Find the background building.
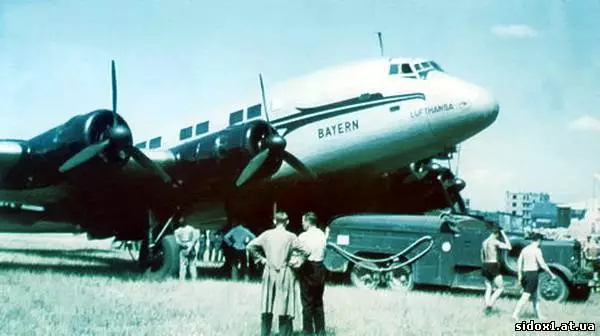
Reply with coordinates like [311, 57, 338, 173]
[505, 191, 550, 226]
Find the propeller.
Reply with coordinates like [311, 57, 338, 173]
[234, 74, 316, 187]
[58, 60, 174, 185]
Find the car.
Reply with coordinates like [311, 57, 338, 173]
[322, 213, 594, 302]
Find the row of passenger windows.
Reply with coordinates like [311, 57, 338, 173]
[134, 104, 263, 149]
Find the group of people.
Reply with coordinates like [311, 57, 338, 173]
[173, 211, 329, 335]
[173, 223, 232, 281]
[246, 211, 328, 336]
[480, 224, 557, 320]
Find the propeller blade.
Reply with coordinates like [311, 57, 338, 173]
[259, 73, 269, 123]
[127, 147, 173, 184]
[58, 139, 110, 173]
[281, 151, 317, 179]
[456, 195, 467, 214]
[111, 60, 118, 127]
[236, 148, 271, 187]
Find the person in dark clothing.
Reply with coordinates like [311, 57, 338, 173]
[297, 212, 327, 335]
[208, 230, 224, 263]
[224, 223, 256, 280]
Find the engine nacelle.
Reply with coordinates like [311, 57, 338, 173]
[191, 119, 284, 185]
[1, 110, 133, 189]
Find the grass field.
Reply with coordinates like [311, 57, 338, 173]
[0, 233, 598, 336]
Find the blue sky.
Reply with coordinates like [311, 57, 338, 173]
[1, 0, 599, 210]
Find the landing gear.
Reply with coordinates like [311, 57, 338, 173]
[138, 210, 182, 280]
[407, 158, 467, 214]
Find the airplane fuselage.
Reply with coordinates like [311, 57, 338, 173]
[0, 57, 499, 228]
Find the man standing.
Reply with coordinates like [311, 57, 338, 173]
[197, 230, 207, 263]
[246, 211, 310, 336]
[512, 233, 557, 321]
[297, 212, 328, 335]
[480, 224, 512, 314]
[224, 222, 256, 280]
[208, 230, 224, 263]
[174, 221, 201, 281]
[583, 235, 599, 292]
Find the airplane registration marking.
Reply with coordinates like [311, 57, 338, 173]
[410, 103, 455, 119]
[318, 120, 359, 139]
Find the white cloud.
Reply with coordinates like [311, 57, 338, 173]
[568, 115, 600, 132]
[491, 24, 539, 38]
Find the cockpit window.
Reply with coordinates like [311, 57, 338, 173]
[430, 61, 443, 71]
[390, 60, 442, 79]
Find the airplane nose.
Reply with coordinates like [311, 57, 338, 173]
[469, 86, 499, 125]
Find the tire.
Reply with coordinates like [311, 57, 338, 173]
[350, 261, 380, 290]
[387, 265, 414, 292]
[143, 234, 180, 280]
[538, 272, 569, 302]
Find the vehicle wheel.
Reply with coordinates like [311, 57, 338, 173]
[388, 265, 414, 291]
[350, 261, 380, 290]
[538, 272, 569, 302]
[143, 234, 180, 280]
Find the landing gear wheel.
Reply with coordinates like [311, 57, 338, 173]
[350, 261, 380, 290]
[141, 234, 180, 280]
[387, 265, 414, 291]
[538, 273, 569, 302]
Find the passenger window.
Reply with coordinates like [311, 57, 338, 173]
[401, 63, 412, 74]
[389, 64, 399, 75]
[195, 121, 209, 135]
[149, 137, 162, 149]
[135, 141, 147, 149]
[389, 106, 400, 112]
[229, 110, 243, 126]
[179, 126, 193, 140]
[247, 104, 262, 119]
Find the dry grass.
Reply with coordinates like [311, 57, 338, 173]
[0, 233, 598, 336]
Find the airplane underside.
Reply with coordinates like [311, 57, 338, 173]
[228, 162, 465, 235]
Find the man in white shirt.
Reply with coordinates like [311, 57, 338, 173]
[174, 220, 201, 281]
[297, 212, 327, 335]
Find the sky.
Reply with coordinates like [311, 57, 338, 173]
[1, 0, 599, 211]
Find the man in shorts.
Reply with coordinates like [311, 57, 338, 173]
[512, 233, 557, 321]
[481, 224, 512, 314]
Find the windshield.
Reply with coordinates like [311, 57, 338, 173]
[415, 61, 444, 79]
[389, 60, 444, 80]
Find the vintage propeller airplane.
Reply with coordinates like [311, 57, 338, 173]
[0, 57, 499, 278]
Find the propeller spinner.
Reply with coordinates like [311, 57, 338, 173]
[234, 74, 317, 187]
